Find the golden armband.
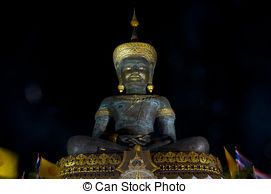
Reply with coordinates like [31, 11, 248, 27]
[95, 109, 111, 120]
[157, 108, 176, 119]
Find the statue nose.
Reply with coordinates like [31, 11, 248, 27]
[133, 66, 140, 71]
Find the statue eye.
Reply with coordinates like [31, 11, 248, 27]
[139, 67, 145, 70]
[125, 67, 132, 71]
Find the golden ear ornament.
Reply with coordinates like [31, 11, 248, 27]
[147, 84, 154, 93]
[118, 84, 125, 93]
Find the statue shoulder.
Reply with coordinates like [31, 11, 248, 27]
[97, 96, 115, 110]
[95, 96, 115, 119]
[156, 96, 175, 118]
[100, 96, 114, 104]
[156, 96, 172, 109]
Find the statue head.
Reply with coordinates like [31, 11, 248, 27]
[113, 42, 157, 94]
[112, 10, 157, 94]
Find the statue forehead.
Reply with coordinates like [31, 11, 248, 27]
[120, 57, 149, 66]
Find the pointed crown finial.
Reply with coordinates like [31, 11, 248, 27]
[113, 9, 157, 67]
[130, 9, 139, 27]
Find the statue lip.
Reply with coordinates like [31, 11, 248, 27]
[128, 74, 142, 81]
[129, 78, 141, 82]
[130, 76, 140, 78]
[130, 74, 140, 77]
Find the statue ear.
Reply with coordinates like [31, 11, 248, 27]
[116, 66, 125, 93]
[147, 64, 155, 93]
[148, 67, 154, 82]
[115, 63, 122, 80]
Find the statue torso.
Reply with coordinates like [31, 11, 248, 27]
[99, 95, 165, 135]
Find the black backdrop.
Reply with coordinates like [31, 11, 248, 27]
[1, 0, 271, 175]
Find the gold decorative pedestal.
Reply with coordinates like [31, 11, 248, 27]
[152, 152, 223, 179]
[57, 151, 223, 179]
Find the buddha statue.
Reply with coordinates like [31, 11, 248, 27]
[67, 11, 209, 155]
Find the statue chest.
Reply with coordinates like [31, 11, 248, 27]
[110, 98, 159, 122]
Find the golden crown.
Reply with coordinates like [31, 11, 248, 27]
[113, 9, 157, 69]
[113, 42, 157, 68]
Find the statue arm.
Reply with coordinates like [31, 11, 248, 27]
[156, 96, 176, 142]
[92, 97, 112, 138]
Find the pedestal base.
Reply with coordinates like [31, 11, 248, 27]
[57, 151, 223, 179]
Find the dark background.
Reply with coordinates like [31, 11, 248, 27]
[1, 0, 271, 176]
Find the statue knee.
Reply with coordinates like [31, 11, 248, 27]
[160, 136, 210, 153]
[67, 135, 96, 155]
[191, 136, 210, 153]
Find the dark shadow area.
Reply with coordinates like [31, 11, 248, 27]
[1, 0, 271, 175]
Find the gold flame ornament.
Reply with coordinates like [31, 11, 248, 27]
[130, 9, 139, 27]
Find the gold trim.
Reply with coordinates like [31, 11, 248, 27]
[109, 134, 118, 143]
[113, 95, 158, 101]
[57, 153, 122, 178]
[113, 42, 157, 67]
[95, 109, 111, 119]
[57, 151, 223, 179]
[155, 163, 221, 175]
[134, 145, 142, 151]
[152, 152, 223, 175]
[157, 108, 176, 118]
[116, 151, 127, 173]
[154, 172, 222, 179]
[146, 151, 160, 173]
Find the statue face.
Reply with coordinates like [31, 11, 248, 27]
[120, 57, 151, 87]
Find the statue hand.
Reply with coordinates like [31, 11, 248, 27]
[118, 135, 151, 147]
